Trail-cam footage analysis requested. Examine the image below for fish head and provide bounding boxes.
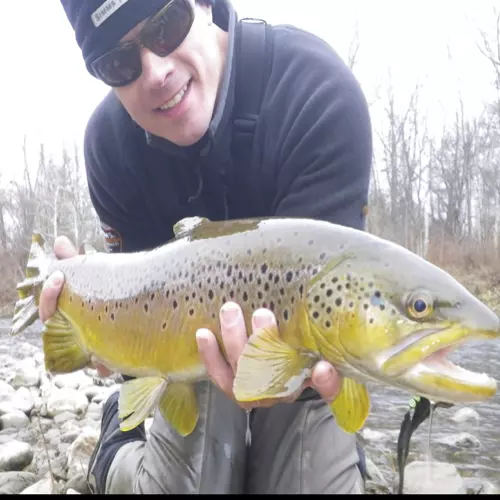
[310,240,500,404]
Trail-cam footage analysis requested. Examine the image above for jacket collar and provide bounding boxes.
[145,0,238,160]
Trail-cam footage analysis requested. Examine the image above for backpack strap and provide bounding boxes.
[232,17,274,149]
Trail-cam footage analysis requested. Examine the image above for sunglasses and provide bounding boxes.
[90,0,195,87]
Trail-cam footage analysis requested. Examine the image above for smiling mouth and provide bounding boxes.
[156,80,191,111]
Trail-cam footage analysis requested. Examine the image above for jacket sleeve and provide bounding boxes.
[269,28,373,230]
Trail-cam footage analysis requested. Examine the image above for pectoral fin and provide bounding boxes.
[330,377,370,433]
[233,325,317,402]
[42,310,90,374]
[159,382,199,436]
[118,377,167,431]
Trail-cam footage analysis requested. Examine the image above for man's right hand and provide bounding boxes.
[39,236,113,378]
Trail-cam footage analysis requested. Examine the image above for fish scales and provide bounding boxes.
[10,216,500,438]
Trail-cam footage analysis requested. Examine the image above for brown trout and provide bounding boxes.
[10,216,500,437]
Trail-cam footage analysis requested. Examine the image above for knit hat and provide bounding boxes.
[60,0,181,76]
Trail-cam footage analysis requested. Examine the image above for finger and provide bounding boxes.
[310,361,342,403]
[54,235,78,260]
[196,328,235,398]
[219,302,247,372]
[39,271,65,323]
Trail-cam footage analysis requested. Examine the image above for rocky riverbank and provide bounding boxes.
[0,319,499,494]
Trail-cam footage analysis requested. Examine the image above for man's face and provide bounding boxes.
[114,0,228,146]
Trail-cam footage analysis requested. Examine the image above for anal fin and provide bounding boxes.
[159,382,199,436]
[233,325,317,402]
[42,310,90,374]
[330,377,370,433]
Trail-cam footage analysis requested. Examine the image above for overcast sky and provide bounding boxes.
[1,0,498,185]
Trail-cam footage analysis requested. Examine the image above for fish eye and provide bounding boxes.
[406,291,434,319]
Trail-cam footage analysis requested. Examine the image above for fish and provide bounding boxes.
[9,216,500,438]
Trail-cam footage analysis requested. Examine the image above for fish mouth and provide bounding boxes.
[379,326,498,403]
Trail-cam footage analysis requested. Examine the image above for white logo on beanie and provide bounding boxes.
[91,0,130,28]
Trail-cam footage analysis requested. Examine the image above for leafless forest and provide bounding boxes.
[0,11,499,314]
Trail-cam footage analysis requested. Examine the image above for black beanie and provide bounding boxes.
[60,0,193,76]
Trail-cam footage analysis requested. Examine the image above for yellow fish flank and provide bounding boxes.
[10,216,500,437]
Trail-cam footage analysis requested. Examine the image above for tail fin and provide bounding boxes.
[11,232,54,336]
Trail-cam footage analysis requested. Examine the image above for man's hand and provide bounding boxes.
[39,236,113,378]
[196,302,342,409]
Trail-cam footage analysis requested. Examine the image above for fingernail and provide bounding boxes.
[50,271,64,287]
[253,308,275,330]
[220,302,241,327]
[315,365,334,386]
[195,329,209,350]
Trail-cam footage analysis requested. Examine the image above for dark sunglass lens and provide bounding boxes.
[93,45,142,86]
[143,1,193,56]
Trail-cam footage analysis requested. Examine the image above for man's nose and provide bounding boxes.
[139,47,174,89]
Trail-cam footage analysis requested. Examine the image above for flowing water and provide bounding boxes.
[363,338,500,490]
[1,318,499,491]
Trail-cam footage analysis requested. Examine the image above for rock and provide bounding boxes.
[33,352,45,367]
[0,381,15,403]
[0,471,38,494]
[0,402,16,416]
[436,432,481,449]
[0,410,30,430]
[66,427,99,478]
[451,407,480,424]
[464,479,500,495]
[0,440,33,472]
[12,387,35,414]
[91,385,120,404]
[10,359,40,389]
[83,386,103,401]
[46,389,89,417]
[54,411,78,426]
[403,461,466,494]
[53,372,94,391]
[85,402,102,421]
[20,473,56,494]
[360,428,389,442]
[65,472,90,494]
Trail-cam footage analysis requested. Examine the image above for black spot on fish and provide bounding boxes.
[111,313,115,321]
[151,293,155,301]
[192,292,196,298]
[189,309,194,316]
[144,303,149,313]
[249,273,254,282]
[165,290,170,298]
[335,298,342,307]
[346,283,351,289]
[257,278,262,286]
[261,264,268,274]
[173,300,178,309]
[105,306,108,313]
[326,306,332,314]
[286,271,293,283]
[269,301,275,311]
[258,291,263,300]
[332,277,338,283]
[230,290,235,299]
[369,318,374,324]
[380,304,385,311]
[208,290,214,300]
[349,301,354,308]
[337,285,342,291]
[162,322,167,330]
[299,284,304,296]
[363,304,369,310]
[243,291,248,301]
[185,295,189,302]
[326,289,333,297]
[98,315,101,322]
[313,311,319,319]
[314,295,320,303]
[374,290,381,298]
[274,275,279,284]
[264,283,270,292]
[368,282,374,288]
[280,288,285,296]
[284,309,289,321]
[325,320,331,328]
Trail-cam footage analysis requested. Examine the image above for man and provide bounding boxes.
[42,0,373,493]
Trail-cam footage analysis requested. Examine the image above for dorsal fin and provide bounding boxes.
[173,216,210,238]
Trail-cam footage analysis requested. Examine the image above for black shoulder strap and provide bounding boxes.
[233,18,273,147]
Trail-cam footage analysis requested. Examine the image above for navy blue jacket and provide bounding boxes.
[84,0,372,254]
